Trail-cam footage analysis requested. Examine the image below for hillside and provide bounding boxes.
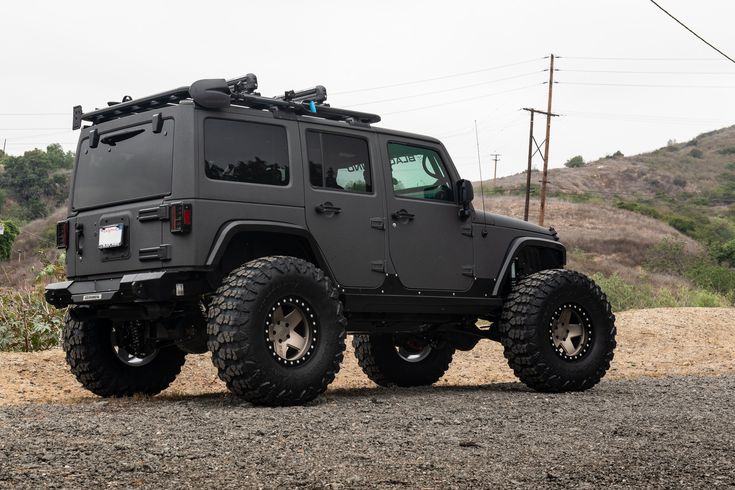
[479,125,735,309]
[489,124,735,203]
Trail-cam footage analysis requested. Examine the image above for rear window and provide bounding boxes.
[73,119,174,210]
[204,119,289,186]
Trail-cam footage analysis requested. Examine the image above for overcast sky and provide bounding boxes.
[2,0,734,180]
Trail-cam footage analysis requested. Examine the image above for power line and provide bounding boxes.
[332,58,543,95]
[648,0,735,65]
[560,69,735,75]
[0,113,67,116]
[559,81,735,89]
[560,56,721,61]
[347,71,542,107]
[383,83,542,116]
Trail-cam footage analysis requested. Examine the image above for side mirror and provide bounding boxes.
[189,79,231,109]
[457,179,474,219]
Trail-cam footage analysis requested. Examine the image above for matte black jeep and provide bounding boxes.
[46,74,615,406]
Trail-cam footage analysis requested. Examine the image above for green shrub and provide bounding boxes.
[688,148,704,159]
[0,219,20,261]
[615,199,662,219]
[717,147,735,155]
[591,272,729,311]
[644,238,694,275]
[0,287,64,351]
[564,155,585,168]
[672,176,687,187]
[668,215,697,234]
[685,263,735,296]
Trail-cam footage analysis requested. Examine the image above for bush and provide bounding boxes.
[668,215,697,234]
[0,219,20,261]
[591,272,729,312]
[685,263,735,296]
[672,176,687,187]
[644,238,694,275]
[688,148,704,159]
[0,253,66,352]
[615,199,662,219]
[564,155,585,168]
[717,147,735,155]
[0,287,64,351]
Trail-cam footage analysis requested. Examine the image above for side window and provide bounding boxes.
[204,119,289,186]
[307,131,373,193]
[388,143,454,202]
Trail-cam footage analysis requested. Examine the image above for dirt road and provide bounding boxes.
[1,308,734,405]
[0,308,733,488]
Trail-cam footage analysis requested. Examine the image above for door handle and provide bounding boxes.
[391,209,415,221]
[315,202,342,215]
[75,223,84,256]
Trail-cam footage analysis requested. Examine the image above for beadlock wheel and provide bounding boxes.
[265,297,318,366]
[549,303,593,360]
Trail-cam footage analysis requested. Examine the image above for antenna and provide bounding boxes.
[474,120,488,236]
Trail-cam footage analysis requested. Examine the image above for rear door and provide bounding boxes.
[379,137,474,291]
[70,119,175,277]
[300,125,387,289]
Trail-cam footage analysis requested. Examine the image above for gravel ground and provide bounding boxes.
[1,375,733,489]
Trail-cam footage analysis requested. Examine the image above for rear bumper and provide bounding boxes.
[45,271,208,308]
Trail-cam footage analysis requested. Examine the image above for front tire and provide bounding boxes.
[499,269,616,392]
[207,256,346,406]
[352,334,455,387]
[63,313,187,397]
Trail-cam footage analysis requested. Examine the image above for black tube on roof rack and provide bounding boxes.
[72,74,380,130]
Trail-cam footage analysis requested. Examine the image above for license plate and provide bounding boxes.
[98,224,124,249]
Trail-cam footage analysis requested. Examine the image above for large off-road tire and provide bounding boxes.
[499,269,616,392]
[352,334,455,387]
[207,256,346,406]
[63,313,187,397]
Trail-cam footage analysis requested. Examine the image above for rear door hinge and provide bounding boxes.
[139,244,171,261]
[462,265,475,278]
[461,225,473,237]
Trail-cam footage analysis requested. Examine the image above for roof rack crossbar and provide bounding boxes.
[72,74,380,130]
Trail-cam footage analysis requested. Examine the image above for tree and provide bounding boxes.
[0,219,20,261]
[564,155,585,168]
[0,145,72,220]
[46,143,74,169]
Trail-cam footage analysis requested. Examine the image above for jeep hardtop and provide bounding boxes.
[46,74,615,405]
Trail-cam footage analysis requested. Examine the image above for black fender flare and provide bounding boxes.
[491,237,566,296]
[205,220,333,276]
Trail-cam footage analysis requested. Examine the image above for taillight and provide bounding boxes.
[56,220,69,249]
[169,203,192,234]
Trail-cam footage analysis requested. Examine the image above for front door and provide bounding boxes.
[380,138,474,291]
[301,125,387,289]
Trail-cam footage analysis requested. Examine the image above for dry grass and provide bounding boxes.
[480,196,700,289]
[0,207,64,287]
[486,125,735,199]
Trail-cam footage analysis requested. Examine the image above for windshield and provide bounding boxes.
[72,119,174,210]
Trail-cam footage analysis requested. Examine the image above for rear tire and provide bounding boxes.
[207,256,346,406]
[352,334,454,387]
[63,312,187,397]
[498,269,616,392]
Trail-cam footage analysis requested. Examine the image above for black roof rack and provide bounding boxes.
[72,73,381,130]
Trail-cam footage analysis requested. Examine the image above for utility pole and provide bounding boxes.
[538,53,556,226]
[522,107,558,222]
[2,139,6,154]
[490,153,501,184]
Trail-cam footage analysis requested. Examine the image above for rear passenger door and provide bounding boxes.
[300,125,386,288]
